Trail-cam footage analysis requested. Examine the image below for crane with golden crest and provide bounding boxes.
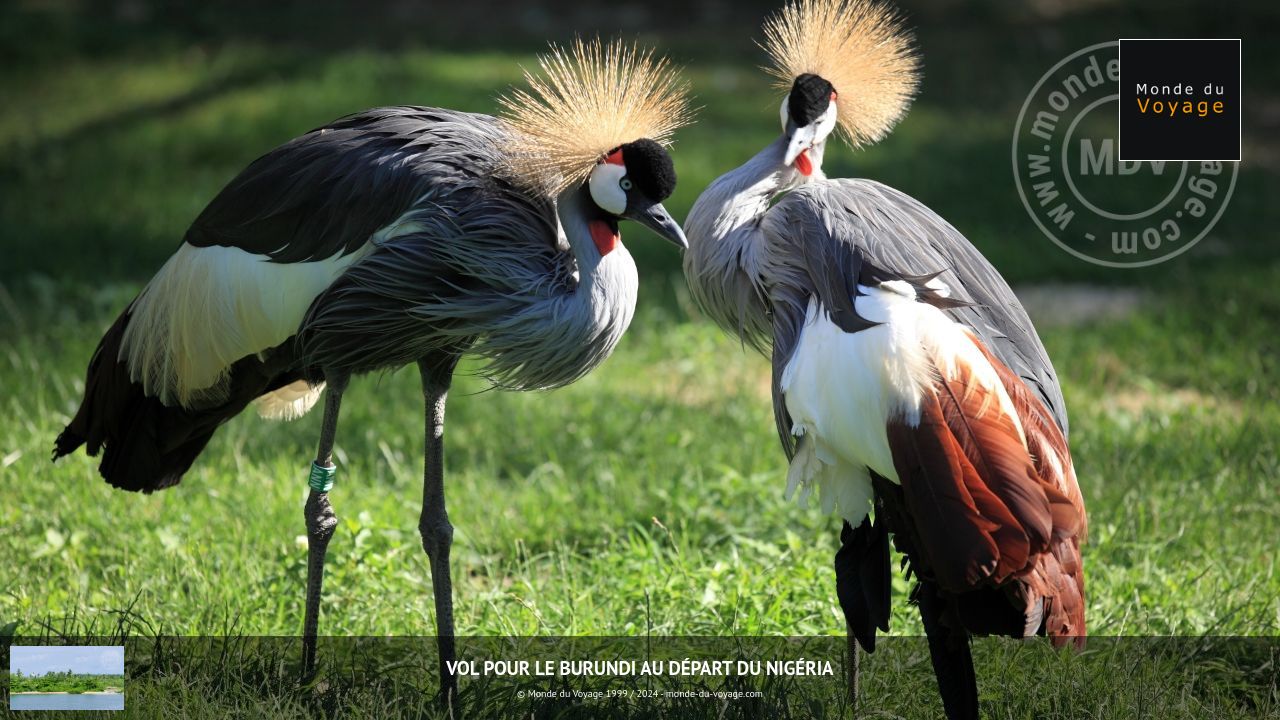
[55,39,690,706]
[684,1,1088,716]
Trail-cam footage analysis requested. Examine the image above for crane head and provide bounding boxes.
[780,73,838,177]
[761,0,919,149]
[587,138,687,249]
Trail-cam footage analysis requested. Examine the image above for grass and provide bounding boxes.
[1,1,1279,717]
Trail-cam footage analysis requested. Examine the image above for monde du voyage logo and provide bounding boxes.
[1013,40,1240,268]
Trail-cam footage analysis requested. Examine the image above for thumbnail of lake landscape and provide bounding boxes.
[9,645,125,711]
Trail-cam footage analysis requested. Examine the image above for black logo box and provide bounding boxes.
[1119,39,1241,162]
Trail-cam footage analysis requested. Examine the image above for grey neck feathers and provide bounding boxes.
[684,134,808,349]
[558,184,639,349]
[476,185,638,391]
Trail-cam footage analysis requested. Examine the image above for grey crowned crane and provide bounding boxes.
[53,40,690,705]
[683,0,1087,717]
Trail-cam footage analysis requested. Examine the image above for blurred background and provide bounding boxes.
[3,0,1278,283]
[1,0,1278,650]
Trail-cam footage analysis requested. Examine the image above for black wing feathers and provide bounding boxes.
[53,308,300,491]
[834,517,892,651]
[185,106,499,263]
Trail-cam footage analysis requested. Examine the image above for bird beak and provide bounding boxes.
[624,199,688,249]
[784,124,820,176]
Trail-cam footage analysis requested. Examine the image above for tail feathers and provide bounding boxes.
[54,308,296,492]
[52,423,86,461]
[1034,536,1087,646]
[834,517,891,652]
[54,311,131,467]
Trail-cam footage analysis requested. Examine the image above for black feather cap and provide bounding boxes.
[618,138,677,201]
[788,73,836,127]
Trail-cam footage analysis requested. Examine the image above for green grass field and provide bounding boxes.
[2,2,1278,717]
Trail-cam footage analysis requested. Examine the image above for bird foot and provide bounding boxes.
[302,485,339,679]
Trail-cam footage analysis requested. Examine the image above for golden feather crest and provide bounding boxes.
[498,39,691,195]
[762,0,919,146]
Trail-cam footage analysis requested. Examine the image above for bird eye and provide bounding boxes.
[620,178,633,191]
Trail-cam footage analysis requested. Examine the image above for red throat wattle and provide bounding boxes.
[794,149,813,177]
[589,220,619,255]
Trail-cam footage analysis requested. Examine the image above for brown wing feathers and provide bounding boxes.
[887,398,1001,589]
[975,338,1087,642]
[888,333,1086,640]
[970,335,1086,541]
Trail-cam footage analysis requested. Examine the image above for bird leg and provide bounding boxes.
[301,371,349,679]
[418,358,459,710]
[917,581,979,720]
[836,525,862,711]
[834,516,891,713]
[845,628,860,711]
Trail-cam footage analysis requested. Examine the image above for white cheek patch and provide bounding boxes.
[814,103,838,142]
[589,163,628,215]
[780,93,837,141]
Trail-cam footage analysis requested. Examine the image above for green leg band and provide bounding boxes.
[309,461,336,493]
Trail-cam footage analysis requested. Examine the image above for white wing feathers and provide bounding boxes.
[120,242,368,409]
